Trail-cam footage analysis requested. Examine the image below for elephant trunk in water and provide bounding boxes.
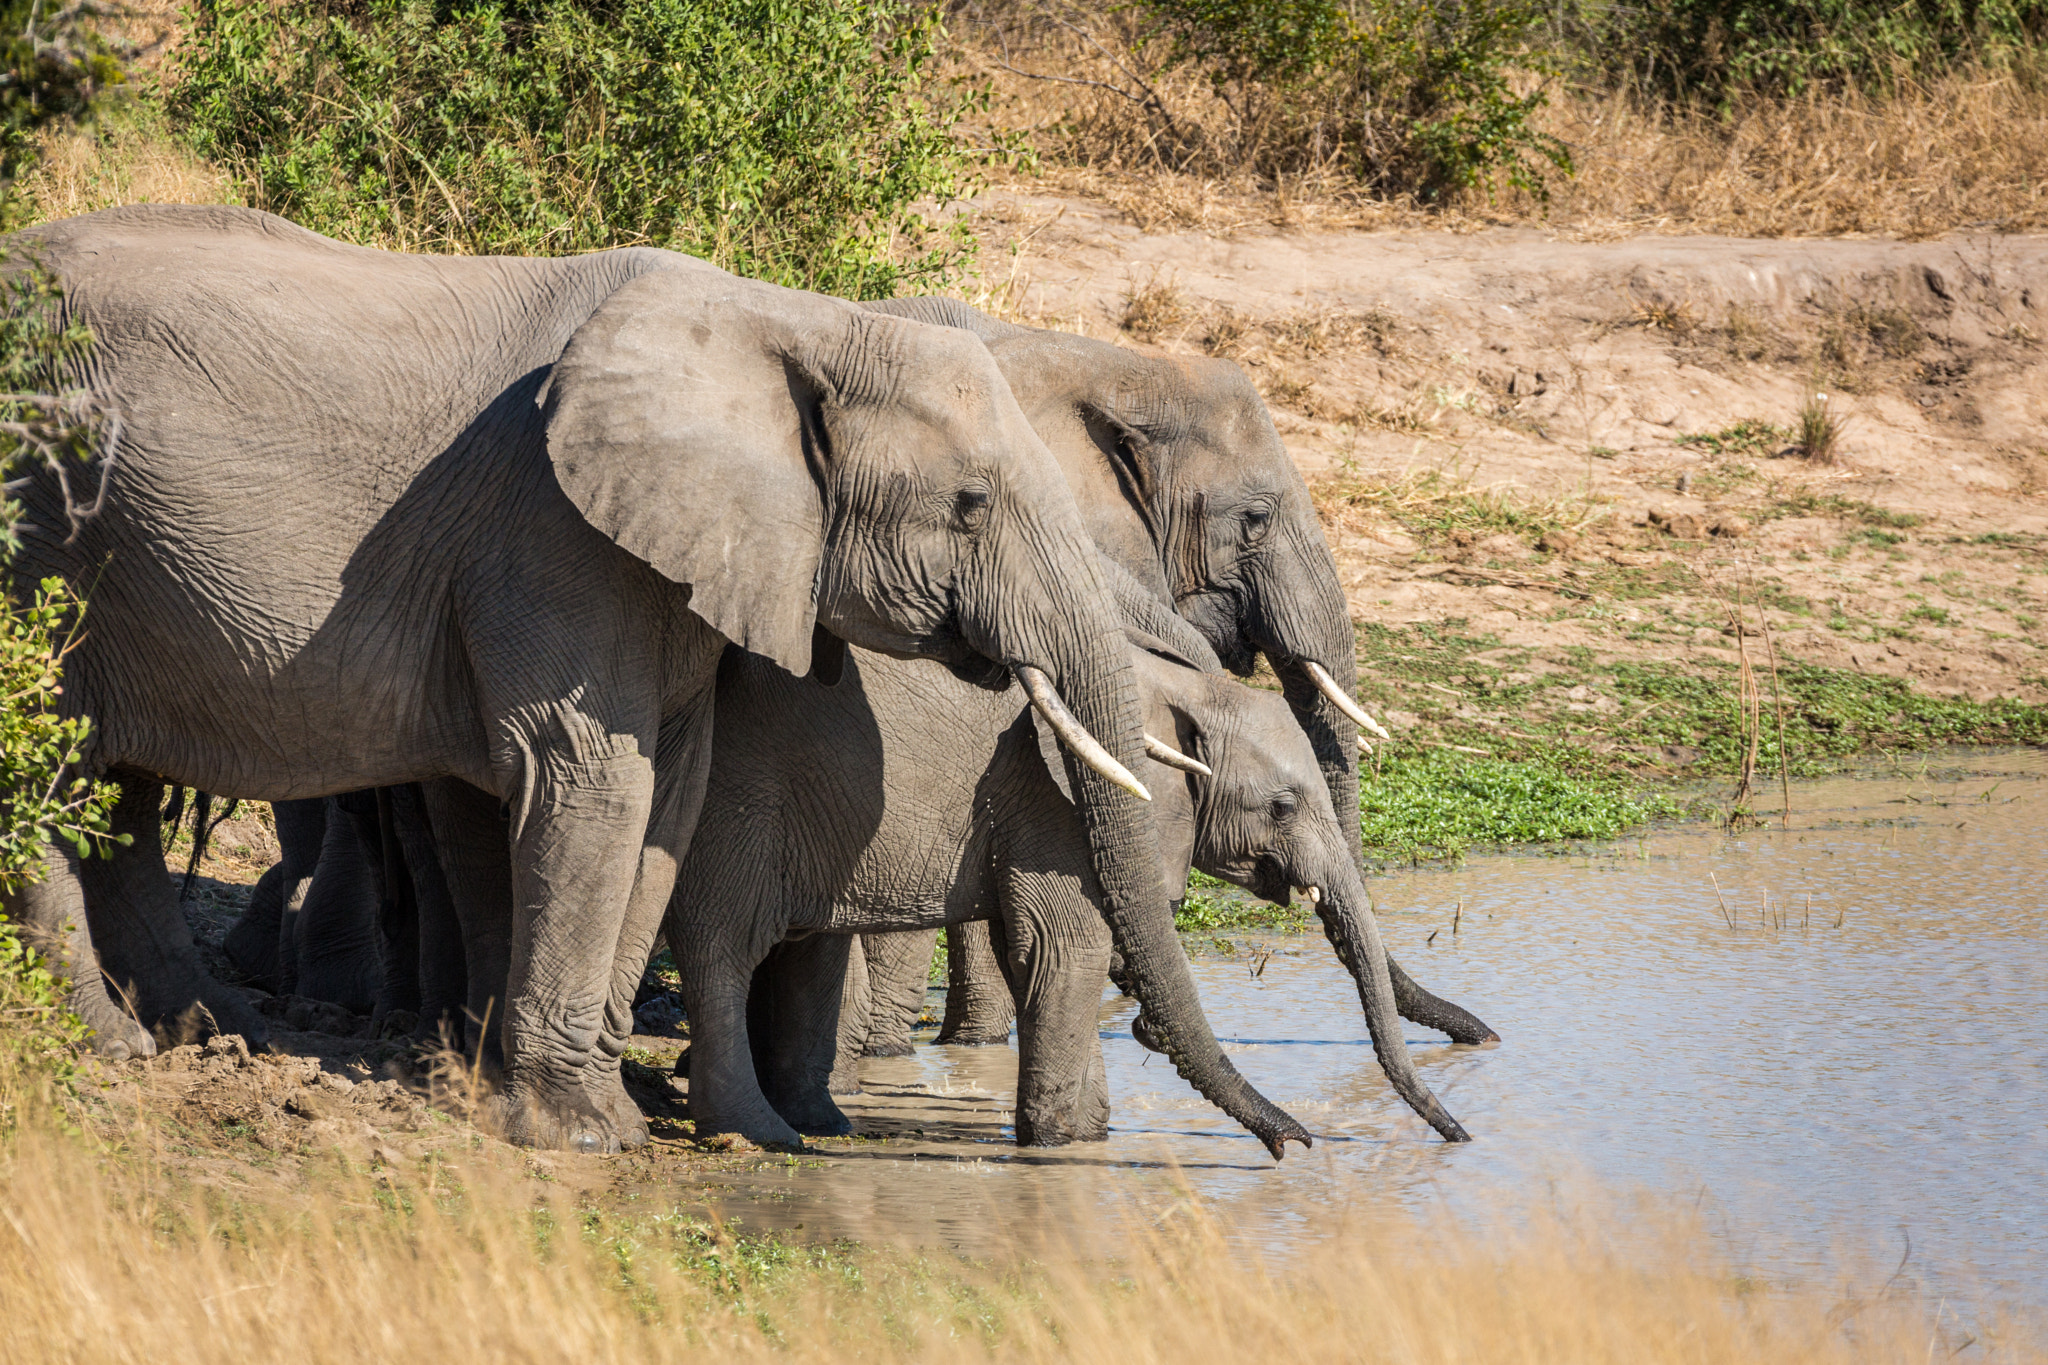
[1015,586,1311,1160]
[1249,519,1501,1046]
[1303,850,1471,1143]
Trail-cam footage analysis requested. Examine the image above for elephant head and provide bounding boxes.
[1131,648,1470,1143]
[863,297,1495,1044]
[546,269,1309,1157]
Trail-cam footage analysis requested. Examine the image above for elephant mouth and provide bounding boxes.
[945,652,1010,690]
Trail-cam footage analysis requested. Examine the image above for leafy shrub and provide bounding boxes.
[1133,0,1572,197]
[0,256,117,882]
[1602,0,2048,97]
[0,0,128,193]
[0,256,118,1089]
[171,0,985,295]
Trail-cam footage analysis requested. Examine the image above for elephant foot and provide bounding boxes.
[687,1098,807,1152]
[766,1084,853,1137]
[935,1021,1012,1047]
[293,948,384,1017]
[588,1062,651,1150]
[860,1037,915,1058]
[73,978,156,1061]
[487,1080,623,1154]
[1015,1104,1109,1146]
[148,976,273,1052]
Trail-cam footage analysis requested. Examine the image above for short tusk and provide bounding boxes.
[1144,733,1212,777]
[1357,735,1374,754]
[1015,664,1151,802]
[1294,884,1322,905]
[1305,660,1392,740]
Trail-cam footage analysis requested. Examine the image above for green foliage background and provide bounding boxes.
[171,0,986,296]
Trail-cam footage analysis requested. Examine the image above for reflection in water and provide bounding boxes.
[640,751,2048,1303]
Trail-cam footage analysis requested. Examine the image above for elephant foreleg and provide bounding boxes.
[935,917,1016,1046]
[996,870,1112,1147]
[495,747,656,1154]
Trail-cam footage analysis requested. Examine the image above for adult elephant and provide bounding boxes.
[6,204,1306,1157]
[850,300,1496,1049]
[670,627,1467,1149]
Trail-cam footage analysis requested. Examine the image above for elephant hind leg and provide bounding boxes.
[935,918,1015,1046]
[857,928,935,1057]
[221,859,285,991]
[749,934,853,1136]
[79,777,270,1049]
[3,845,156,1060]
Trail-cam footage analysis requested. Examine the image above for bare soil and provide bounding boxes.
[967,190,2048,711]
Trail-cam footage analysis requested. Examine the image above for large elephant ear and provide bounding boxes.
[544,267,837,678]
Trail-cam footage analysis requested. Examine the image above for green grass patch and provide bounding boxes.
[1764,491,1924,528]
[1674,419,1790,457]
[1358,748,1672,860]
[1175,870,1310,932]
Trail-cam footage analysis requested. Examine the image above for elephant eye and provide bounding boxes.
[955,485,992,529]
[1242,504,1274,541]
[1268,791,1297,822]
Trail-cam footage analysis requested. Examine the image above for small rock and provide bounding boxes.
[1536,528,1578,555]
[1709,517,1750,538]
[1674,471,1692,494]
[1647,507,1704,539]
[201,1033,251,1066]
[321,1071,356,1092]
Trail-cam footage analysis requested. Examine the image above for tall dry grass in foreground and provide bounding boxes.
[0,1072,2035,1365]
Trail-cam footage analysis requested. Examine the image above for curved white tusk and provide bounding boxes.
[1294,884,1322,905]
[1015,664,1152,802]
[1144,733,1212,777]
[1357,735,1374,754]
[1305,660,1392,740]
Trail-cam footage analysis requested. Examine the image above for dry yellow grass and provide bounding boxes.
[0,1055,2034,1365]
[955,10,2048,239]
[11,117,235,227]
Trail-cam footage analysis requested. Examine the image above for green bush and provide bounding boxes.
[1138,0,1572,200]
[1595,0,2048,97]
[170,0,986,296]
[0,256,119,1088]
[0,0,128,193]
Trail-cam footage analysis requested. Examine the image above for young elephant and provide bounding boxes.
[666,637,1468,1149]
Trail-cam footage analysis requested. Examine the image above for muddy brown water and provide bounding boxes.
[637,750,2048,1304]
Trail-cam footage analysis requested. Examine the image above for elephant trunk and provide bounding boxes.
[1031,599,1311,1160]
[1256,532,1500,1045]
[1308,853,1470,1143]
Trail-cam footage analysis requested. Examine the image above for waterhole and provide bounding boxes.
[642,750,2048,1304]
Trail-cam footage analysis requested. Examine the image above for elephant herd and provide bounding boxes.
[3,204,1495,1160]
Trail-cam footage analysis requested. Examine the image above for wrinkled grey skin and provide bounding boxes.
[1,844,157,1059]
[6,204,1306,1155]
[855,299,1496,1049]
[676,638,1466,1147]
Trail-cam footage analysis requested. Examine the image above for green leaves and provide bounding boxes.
[169,0,985,296]
[1359,748,1670,860]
